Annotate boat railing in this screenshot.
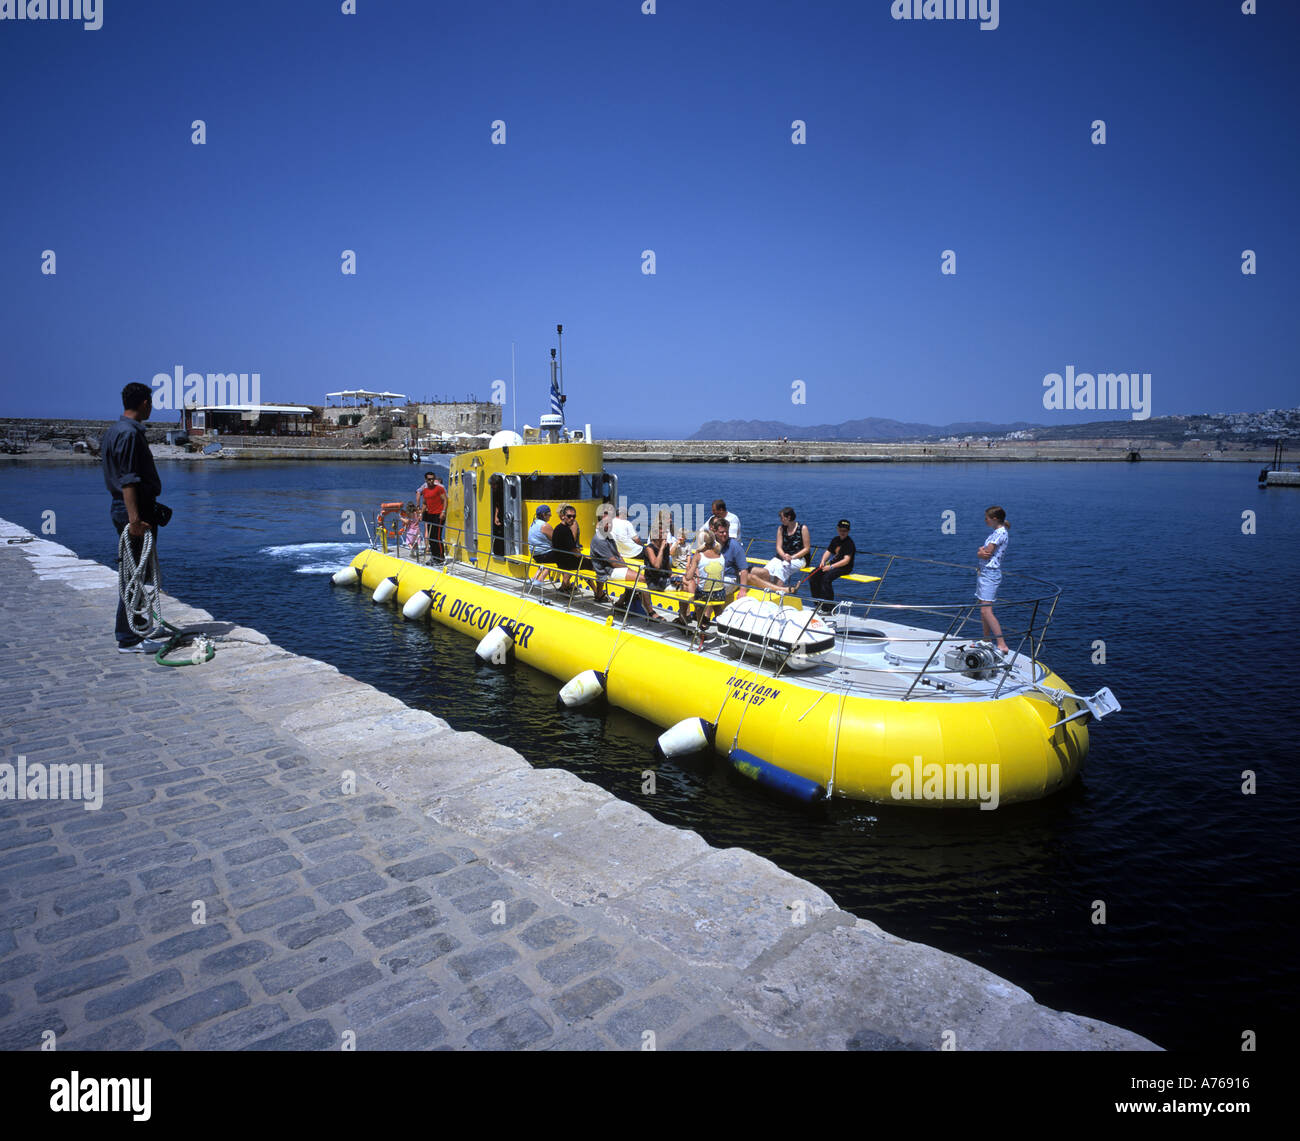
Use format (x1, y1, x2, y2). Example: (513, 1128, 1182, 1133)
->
(371, 519, 1064, 696)
(816, 549, 1062, 696)
(729, 535, 1060, 692)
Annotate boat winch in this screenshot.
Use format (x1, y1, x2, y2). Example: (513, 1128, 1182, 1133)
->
(944, 641, 1003, 681)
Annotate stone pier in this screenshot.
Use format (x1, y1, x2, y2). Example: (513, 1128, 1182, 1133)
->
(0, 518, 1157, 1051)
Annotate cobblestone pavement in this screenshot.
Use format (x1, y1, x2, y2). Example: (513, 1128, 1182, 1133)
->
(0, 523, 1157, 1051)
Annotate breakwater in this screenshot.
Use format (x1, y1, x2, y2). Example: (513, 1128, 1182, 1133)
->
(1, 419, 1275, 464)
(601, 439, 1274, 463)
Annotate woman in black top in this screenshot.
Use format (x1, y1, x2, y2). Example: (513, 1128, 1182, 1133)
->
(550, 504, 594, 581)
(642, 510, 675, 591)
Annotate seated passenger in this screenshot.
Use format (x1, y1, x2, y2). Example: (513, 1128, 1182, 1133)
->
(807, 518, 856, 608)
(744, 507, 810, 594)
(711, 499, 741, 544)
(540, 502, 593, 588)
(684, 533, 727, 630)
(610, 507, 646, 561)
(549, 503, 592, 583)
(591, 507, 657, 618)
(710, 518, 748, 599)
(642, 510, 675, 591)
(527, 505, 564, 582)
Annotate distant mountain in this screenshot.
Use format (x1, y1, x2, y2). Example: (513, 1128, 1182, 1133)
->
(691, 418, 1039, 442)
(691, 408, 1300, 443)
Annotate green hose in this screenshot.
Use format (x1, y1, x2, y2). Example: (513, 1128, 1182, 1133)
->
(153, 621, 216, 667)
(118, 530, 217, 667)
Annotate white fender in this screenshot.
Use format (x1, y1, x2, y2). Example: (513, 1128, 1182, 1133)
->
(402, 590, 433, 620)
(475, 625, 514, 665)
(558, 669, 607, 708)
(372, 575, 398, 604)
(331, 566, 359, 586)
(656, 717, 717, 758)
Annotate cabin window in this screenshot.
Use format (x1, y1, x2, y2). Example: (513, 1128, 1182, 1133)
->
(587, 473, 616, 503)
(518, 472, 617, 503)
(521, 474, 582, 499)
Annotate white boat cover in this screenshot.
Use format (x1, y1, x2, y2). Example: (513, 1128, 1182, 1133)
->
(713, 598, 836, 669)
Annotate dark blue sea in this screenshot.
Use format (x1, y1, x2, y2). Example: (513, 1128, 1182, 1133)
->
(3, 456, 1296, 1051)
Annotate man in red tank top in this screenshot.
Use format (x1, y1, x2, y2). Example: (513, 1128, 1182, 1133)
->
(417, 473, 447, 561)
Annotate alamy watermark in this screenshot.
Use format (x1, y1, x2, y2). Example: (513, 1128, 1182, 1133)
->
(50, 1072, 150, 1121)
(617, 497, 710, 538)
(150, 366, 263, 412)
(0, 0, 102, 30)
(890, 755, 1000, 810)
(1042, 366, 1151, 421)
(1, 755, 104, 811)
(890, 0, 998, 32)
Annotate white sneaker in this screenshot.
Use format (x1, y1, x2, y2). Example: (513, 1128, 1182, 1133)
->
(117, 639, 164, 654)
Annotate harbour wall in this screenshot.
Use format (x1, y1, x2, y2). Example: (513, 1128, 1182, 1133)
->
(1, 417, 1274, 463)
(601, 439, 1274, 463)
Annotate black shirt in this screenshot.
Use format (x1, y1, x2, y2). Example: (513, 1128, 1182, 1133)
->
(101, 415, 161, 509)
(823, 535, 856, 573)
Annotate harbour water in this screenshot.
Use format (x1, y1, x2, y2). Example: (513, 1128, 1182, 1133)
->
(2, 457, 1295, 1050)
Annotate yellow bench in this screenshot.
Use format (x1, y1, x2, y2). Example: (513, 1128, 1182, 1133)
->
(744, 556, 880, 585)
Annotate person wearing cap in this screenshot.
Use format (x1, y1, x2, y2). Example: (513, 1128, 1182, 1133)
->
(807, 518, 856, 607)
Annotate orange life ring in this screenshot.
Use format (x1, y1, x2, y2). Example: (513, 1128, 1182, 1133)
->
(376, 502, 418, 538)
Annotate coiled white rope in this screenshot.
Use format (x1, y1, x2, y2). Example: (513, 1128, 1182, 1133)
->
(118, 526, 162, 639)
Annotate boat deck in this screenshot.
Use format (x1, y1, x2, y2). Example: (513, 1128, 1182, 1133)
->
(415, 555, 1050, 703)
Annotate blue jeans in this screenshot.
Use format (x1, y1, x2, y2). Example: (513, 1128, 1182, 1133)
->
(111, 504, 156, 645)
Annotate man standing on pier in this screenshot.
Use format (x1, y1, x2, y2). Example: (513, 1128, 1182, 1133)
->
(102, 382, 163, 652)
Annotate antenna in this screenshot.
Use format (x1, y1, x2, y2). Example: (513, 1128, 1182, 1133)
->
(556, 324, 564, 397)
(511, 341, 516, 433)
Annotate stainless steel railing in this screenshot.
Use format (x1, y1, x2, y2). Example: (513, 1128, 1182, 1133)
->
(368, 517, 1064, 694)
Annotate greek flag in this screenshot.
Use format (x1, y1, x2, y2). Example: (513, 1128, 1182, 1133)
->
(550, 377, 564, 423)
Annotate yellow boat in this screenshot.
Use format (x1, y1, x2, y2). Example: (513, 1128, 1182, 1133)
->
(333, 345, 1119, 808)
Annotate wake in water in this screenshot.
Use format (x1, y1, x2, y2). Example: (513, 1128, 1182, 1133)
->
(260, 541, 368, 574)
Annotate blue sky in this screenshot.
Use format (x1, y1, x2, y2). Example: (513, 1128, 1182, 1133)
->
(1, 0, 1296, 437)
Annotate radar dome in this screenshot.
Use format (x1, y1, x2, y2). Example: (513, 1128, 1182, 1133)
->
(489, 430, 524, 449)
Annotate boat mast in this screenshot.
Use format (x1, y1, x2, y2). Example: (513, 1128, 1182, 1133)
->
(556, 323, 564, 410)
(544, 323, 567, 444)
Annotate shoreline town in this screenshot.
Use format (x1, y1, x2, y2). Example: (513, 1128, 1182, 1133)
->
(0, 417, 1286, 466)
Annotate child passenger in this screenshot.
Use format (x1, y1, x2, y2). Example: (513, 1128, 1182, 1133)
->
(402, 503, 422, 554)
